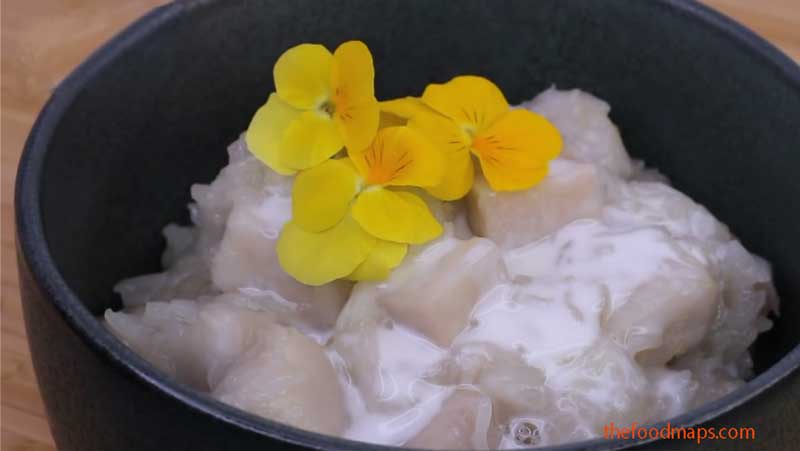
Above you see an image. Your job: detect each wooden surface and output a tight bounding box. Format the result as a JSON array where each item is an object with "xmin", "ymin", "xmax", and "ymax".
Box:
[{"xmin": 1, "ymin": 1, "xmax": 798, "ymax": 449}]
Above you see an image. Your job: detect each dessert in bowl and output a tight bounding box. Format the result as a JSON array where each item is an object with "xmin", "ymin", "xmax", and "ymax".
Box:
[{"xmin": 103, "ymin": 41, "xmax": 778, "ymax": 448}]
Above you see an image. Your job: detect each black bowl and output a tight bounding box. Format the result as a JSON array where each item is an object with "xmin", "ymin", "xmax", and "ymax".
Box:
[{"xmin": 15, "ymin": 1, "xmax": 800, "ymax": 450}]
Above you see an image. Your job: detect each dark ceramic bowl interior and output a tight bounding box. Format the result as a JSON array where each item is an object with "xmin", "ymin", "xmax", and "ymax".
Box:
[{"xmin": 16, "ymin": 0, "xmax": 800, "ymax": 450}]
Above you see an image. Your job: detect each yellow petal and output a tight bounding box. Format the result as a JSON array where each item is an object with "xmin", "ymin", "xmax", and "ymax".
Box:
[
  {"xmin": 377, "ymin": 98, "xmax": 433, "ymax": 129},
  {"xmin": 347, "ymin": 126, "xmax": 443, "ymax": 188},
  {"xmin": 472, "ymin": 109, "xmax": 562, "ymax": 191},
  {"xmin": 347, "ymin": 239, "xmax": 408, "ymax": 281},
  {"xmin": 245, "ymin": 94, "xmax": 299, "ymax": 175},
  {"xmin": 274, "ymin": 43, "xmax": 333, "ymax": 110},
  {"xmin": 279, "ymin": 111, "xmax": 344, "ymax": 170},
  {"xmin": 351, "ymin": 188, "xmax": 442, "ymax": 244},
  {"xmin": 426, "ymin": 149, "xmax": 475, "ymax": 201},
  {"xmin": 331, "ymin": 41, "xmax": 379, "ymax": 152},
  {"xmin": 292, "ymin": 159, "xmax": 361, "ymax": 232},
  {"xmin": 408, "ymin": 112, "xmax": 474, "ymax": 200},
  {"xmin": 331, "ymin": 41, "xmax": 375, "ymax": 103},
  {"xmin": 421, "ymin": 75, "xmax": 508, "ymax": 132},
  {"xmin": 379, "ymin": 97, "xmax": 434, "ymax": 119},
  {"xmin": 333, "ymin": 99, "xmax": 379, "ymax": 153},
  {"xmin": 277, "ymin": 215, "xmax": 376, "ymax": 286}
]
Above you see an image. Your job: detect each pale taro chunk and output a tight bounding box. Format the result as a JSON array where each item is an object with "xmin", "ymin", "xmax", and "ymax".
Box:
[
  {"xmin": 330, "ymin": 237, "xmax": 504, "ymax": 415},
  {"xmin": 522, "ymin": 88, "xmax": 633, "ymax": 178},
  {"xmin": 530, "ymin": 340, "xmax": 653, "ymax": 443},
  {"xmin": 108, "ymin": 299, "xmax": 348, "ymax": 434},
  {"xmin": 467, "ymin": 159, "xmax": 605, "ymax": 249},
  {"xmin": 705, "ymin": 241, "xmax": 776, "ymax": 359},
  {"xmin": 211, "ymin": 196, "xmax": 351, "ymax": 329},
  {"xmin": 460, "ymin": 346, "xmax": 548, "ymax": 422},
  {"xmin": 332, "ymin": 289, "xmax": 448, "ymax": 413},
  {"xmin": 104, "ymin": 300, "xmax": 277, "ymax": 390},
  {"xmin": 213, "ymin": 323, "xmax": 348, "ymax": 436},
  {"xmin": 407, "ymin": 389, "xmax": 501, "ymax": 450},
  {"xmin": 376, "ymin": 237, "xmax": 506, "ymax": 347},
  {"xmin": 606, "ymin": 260, "xmax": 719, "ymax": 366}
]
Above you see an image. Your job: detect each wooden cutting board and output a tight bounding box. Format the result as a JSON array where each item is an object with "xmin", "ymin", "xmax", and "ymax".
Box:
[{"xmin": 1, "ymin": 1, "xmax": 798, "ymax": 450}]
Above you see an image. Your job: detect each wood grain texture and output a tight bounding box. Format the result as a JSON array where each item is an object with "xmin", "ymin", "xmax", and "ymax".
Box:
[{"xmin": 1, "ymin": 1, "xmax": 798, "ymax": 449}]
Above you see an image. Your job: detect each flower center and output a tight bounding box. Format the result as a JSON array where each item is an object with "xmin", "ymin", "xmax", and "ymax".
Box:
[
  {"xmin": 361, "ymin": 133, "xmax": 413, "ymax": 186},
  {"xmin": 365, "ymin": 166, "xmax": 396, "ymax": 185},
  {"xmin": 320, "ymin": 100, "xmax": 336, "ymax": 117},
  {"xmin": 461, "ymin": 123, "xmax": 477, "ymax": 138}
]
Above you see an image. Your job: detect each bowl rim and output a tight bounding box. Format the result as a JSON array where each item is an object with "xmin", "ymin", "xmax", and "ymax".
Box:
[{"xmin": 15, "ymin": 0, "xmax": 800, "ymax": 450}]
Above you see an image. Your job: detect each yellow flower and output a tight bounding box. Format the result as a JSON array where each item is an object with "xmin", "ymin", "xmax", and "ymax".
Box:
[
  {"xmin": 276, "ymin": 127, "xmax": 444, "ymax": 285},
  {"xmin": 246, "ymin": 41, "xmax": 380, "ymax": 174},
  {"xmin": 391, "ymin": 76, "xmax": 563, "ymax": 199}
]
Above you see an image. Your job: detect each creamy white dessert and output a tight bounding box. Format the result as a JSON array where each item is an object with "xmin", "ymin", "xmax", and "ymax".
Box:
[{"xmin": 105, "ymin": 88, "xmax": 777, "ymax": 448}]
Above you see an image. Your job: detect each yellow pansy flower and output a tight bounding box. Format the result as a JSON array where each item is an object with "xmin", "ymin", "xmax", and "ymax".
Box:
[
  {"xmin": 246, "ymin": 41, "xmax": 379, "ymax": 174},
  {"xmin": 390, "ymin": 76, "xmax": 563, "ymax": 199},
  {"xmin": 276, "ymin": 126, "xmax": 444, "ymax": 285}
]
